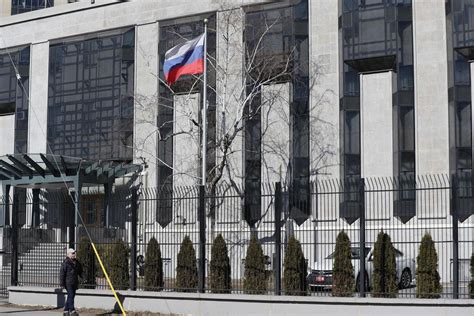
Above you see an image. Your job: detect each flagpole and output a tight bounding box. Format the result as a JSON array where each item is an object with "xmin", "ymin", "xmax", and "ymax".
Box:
[{"xmin": 202, "ymin": 19, "xmax": 208, "ymax": 186}]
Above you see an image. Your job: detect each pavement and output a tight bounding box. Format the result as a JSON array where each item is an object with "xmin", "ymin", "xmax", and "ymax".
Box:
[{"xmin": 0, "ymin": 298, "xmax": 112, "ymax": 315}]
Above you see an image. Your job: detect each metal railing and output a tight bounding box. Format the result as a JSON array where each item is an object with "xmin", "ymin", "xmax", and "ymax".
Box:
[{"xmin": 0, "ymin": 174, "xmax": 472, "ymax": 299}]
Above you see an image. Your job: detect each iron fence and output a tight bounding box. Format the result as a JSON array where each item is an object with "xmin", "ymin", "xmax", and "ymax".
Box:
[{"xmin": 0, "ymin": 174, "xmax": 473, "ymax": 299}]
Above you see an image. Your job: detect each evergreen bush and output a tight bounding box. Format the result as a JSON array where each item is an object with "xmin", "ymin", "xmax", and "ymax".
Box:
[
  {"xmin": 209, "ymin": 234, "xmax": 231, "ymax": 293},
  {"xmin": 416, "ymin": 233, "xmax": 442, "ymax": 298},
  {"xmin": 77, "ymin": 237, "xmax": 96, "ymax": 289},
  {"xmin": 283, "ymin": 236, "xmax": 307, "ymax": 295},
  {"xmin": 469, "ymin": 253, "xmax": 474, "ymax": 299},
  {"xmin": 244, "ymin": 235, "xmax": 266, "ymax": 294},
  {"xmin": 144, "ymin": 237, "xmax": 164, "ymax": 291},
  {"xmin": 176, "ymin": 236, "xmax": 198, "ymax": 292},
  {"xmin": 94, "ymin": 243, "xmax": 113, "ymax": 278},
  {"xmin": 332, "ymin": 231, "xmax": 354, "ymax": 297},
  {"xmin": 110, "ymin": 239, "xmax": 130, "ymax": 291},
  {"xmin": 371, "ymin": 231, "xmax": 398, "ymax": 298}
]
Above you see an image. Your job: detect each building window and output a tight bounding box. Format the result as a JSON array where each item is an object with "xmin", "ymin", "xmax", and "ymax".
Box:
[
  {"xmin": 340, "ymin": 0, "xmax": 414, "ymax": 181},
  {"xmin": 449, "ymin": 0, "xmax": 474, "ymax": 177},
  {"xmin": 158, "ymin": 15, "xmax": 217, "ymax": 190},
  {"xmin": 11, "ymin": 0, "xmax": 54, "ymax": 15},
  {"xmin": 0, "ymin": 47, "xmax": 30, "ymax": 154},
  {"xmin": 47, "ymin": 28, "xmax": 135, "ymax": 161},
  {"xmin": 244, "ymin": 0, "xmax": 310, "ymax": 225}
]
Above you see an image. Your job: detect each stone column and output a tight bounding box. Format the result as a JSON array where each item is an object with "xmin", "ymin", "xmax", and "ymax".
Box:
[
  {"xmin": 309, "ymin": 0, "xmax": 340, "ymax": 180},
  {"xmin": 173, "ymin": 93, "xmax": 200, "ymax": 187},
  {"xmin": 261, "ymin": 83, "xmax": 290, "ymax": 184},
  {"xmin": 216, "ymin": 8, "xmax": 244, "ymax": 182},
  {"xmin": 360, "ymin": 71, "xmax": 394, "ymax": 177},
  {"xmin": 413, "ymin": 0, "xmax": 449, "ymax": 176},
  {"xmin": 0, "ymin": 1, "xmax": 12, "ymax": 17},
  {"xmin": 28, "ymin": 41, "xmax": 50, "ymax": 154},
  {"xmin": 360, "ymin": 71, "xmax": 394, "ymax": 220},
  {"xmin": 134, "ymin": 22, "xmax": 159, "ymax": 188}
]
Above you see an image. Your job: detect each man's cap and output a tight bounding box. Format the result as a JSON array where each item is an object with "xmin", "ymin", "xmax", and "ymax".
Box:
[{"xmin": 67, "ymin": 248, "xmax": 76, "ymax": 254}]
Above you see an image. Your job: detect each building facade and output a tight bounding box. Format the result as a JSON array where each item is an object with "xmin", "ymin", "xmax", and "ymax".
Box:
[{"xmin": 0, "ymin": 0, "xmax": 473, "ymax": 285}]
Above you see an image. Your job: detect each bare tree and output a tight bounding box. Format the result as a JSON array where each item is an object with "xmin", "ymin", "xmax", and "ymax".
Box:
[{"xmin": 133, "ymin": 5, "xmax": 337, "ymax": 236}]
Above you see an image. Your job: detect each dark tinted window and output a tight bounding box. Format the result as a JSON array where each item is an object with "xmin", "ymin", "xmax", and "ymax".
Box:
[
  {"xmin": 0, "ymin": 47, "xmax": 30, "ymax": 153},
  {"xmin": 11, "ymin": 0, "xmax": 54, "ymax": 15},
  {"xmin": 48, "ymin": 29, "xmax": 134, "ymax": 161}
]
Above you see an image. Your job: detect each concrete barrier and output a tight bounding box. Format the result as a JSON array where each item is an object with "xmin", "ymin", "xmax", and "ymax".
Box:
[{"xmin": 8, "ymin": 286, "xmax": 474, "ymax": 316}]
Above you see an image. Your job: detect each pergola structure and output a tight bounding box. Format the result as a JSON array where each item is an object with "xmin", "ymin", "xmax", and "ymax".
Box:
[
  {"xmin": 0, "ymin": 153, "xmax": 142, "ymax": 235},
  {"xmin": 0, "ymin": 153, "xmax": 142, "ymax": 288}
]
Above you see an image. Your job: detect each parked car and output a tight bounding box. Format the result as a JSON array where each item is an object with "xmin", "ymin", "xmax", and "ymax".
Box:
[{"xmin": 307, "ymin": 246, "xmax": 415, "ymax": 291}]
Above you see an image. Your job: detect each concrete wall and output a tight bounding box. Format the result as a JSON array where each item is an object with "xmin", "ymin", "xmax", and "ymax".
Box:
[
  {"xmin": 309, "ymin": 0, "xmax": 340, "ymax": 179},
  {"xmin": 412, "ymin": 0, "xmax": 450, "ymax": 176},
  {"xmin": 0, "ymin": 0, "xmax": 269, "ymax": 49},
  {"xmin": 360, "ymin": 71, "xmax": 394, "ymax": 178},
  {"xmin": 0, "ymin": 1, "xmax": 11, "ymax": 17},
  {"xmin": 215, "ymin": 8, "xmax": 244, "ymax": 182},
  {"xmin": 8, "ymin": 287, "xmax": 474, "ymax": 316},
  {"xmin": 0, "ymin": 115, "xmax": 15, "ymax": 157},
  {"xmin": 28, "ymin": 41, "xmax": 49, "ymax": 154},
  {"xmin": 134, "ymin": 22, "xmax": 159, "ymax": 188},
  {"xmin": 261, "ymin": 83, "xmax": 290, "ymax": 184},
  {"xmin": 173, "ymin": 93, "xmax": 201, "ymax": 186}
]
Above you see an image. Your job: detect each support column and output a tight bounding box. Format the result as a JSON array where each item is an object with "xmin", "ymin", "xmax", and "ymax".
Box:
[
  {"xmin": 173, "ymin": 94, "xmax": 200, "ymax": 186},
  {"xmin": 32, "ymin": 189, "xmax": 40, "ymax": 228},
  {"xmin": 309, "ymin": 0, "xmax": 340, "ymax": 179},
  {"xmin": 130, "ymin": 188, "xmax": 138, "ymax": 291},
  {"xmin": 198, "ymin": 185, "xmax": 206, "ymax": 293},
  {"xmin": 28, "ymin": 41, "xmax": 50, "ymax": 154},
  {"xmin": 261, "ymin": 83, "xmax": 290, "ymax": 184},
  {"xmin": 134, "ymin": 22, "xmax": 159, "ymax": 188},
  {"xmin": 216, "ymin": 9, "xmax": 244, "ymax": 182},
  {"xmin": 360, "ymin": 71, "xmax": 394, "ymax": 178},
  {"xmin": 11, "ymin": 193, "xmax": 18, "ymax": 286},
  {"xmin": 71, "ymin": 179, "xmax": 82, "ymax": 249},
  {"xmin": 102, "ymin": 182, "xmax": 112, "ymax": 227},
  {"xmin": 0, "ymin": 1, "xmax": 11, "ymax": 17},
  {"xmin": 413, "ymin": 0, "xmax": 449, "ymax": 176},
  {"xmin": 1, "ymin": 185, "xmax": 11, "ymax": 227}
]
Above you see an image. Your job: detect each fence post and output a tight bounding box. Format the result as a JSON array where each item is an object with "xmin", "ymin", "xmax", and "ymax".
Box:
[
  {"xmin": 198, "ymin": 185, "xmax": 206, "ymax": 293},
  {"xmin": 11, "ymin": 193, "xmax": 18, "ymax": 287},
  {"xmin": 359, "ymin": 178, "xmax": 366, "ymax": 297},
  {"xmin": 274, "ymin": 182, "xmax": 282, "ymax": 295},
  {"xmin": 130, "ymin": 188, "xmax": 138, "ymax": 291},
  {"xmin": 451, "ymin": 175, "xmax": 459, "ymax": 299}
]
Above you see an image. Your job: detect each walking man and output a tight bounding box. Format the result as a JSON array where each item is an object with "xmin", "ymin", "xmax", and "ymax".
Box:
[{"xmin": 60, "ymin": 248, "xmax": 83, "ymax": 316}]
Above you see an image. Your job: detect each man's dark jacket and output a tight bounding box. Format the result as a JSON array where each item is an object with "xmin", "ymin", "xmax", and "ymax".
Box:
[{"xmin": 60, "ymin": 258, "xmax": 83, "ymax": 289}]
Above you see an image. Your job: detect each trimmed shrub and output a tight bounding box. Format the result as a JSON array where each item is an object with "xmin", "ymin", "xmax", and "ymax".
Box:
[
  {"xmin": 283, "ymin": 236, "xmax": 307, "ymax": 295},
  {"xmin": 469, "ymin": 253, "xmax": 474, "ymax": 299},
  {"xmin": 176, "ymin": 236, "xmax": 198, "ymax": 292},
  {"xmin": 94, "ymin": 243, "xmax": 113, "ymax": 278},
  {"xmin": 416, "ymin": 233, "xmax": 442, "ymax": 298},
  {"xmin": 110, "ymin": 239, "xmax": 130, "ymax": 291},
  {"xmin": 144, "ymin": 237, "xmax": 164, "ymax": 291},
  {"xmin": 371, "ymin": 231, "xmax": 398, "ymax": 298},
  {"xmin": 77, "ymin": 237, "xmax": 96, "ymax": 289},
  {"xmin": 244, "ymin": 235, "xmax": 266, "ymax": 294},
  {"xmin": 210, "ymin": 234, "xmax": 231, "ymax": 293},
  {"xmin": 332, "ymin": 231, "xmax": 354, "ymax": 297}
]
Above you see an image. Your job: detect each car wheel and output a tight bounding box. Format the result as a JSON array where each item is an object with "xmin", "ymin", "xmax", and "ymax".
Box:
[
  {"xmin": 356, "ymin": 272, "xmax": 369, "ymax": 292},
  {"xmin": 399, "ymin": 268, "xmax": 412, "ymax": 289}
]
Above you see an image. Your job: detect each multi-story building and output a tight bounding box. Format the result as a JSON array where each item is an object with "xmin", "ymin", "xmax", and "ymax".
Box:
[{"xmin": 0, "ymin": 0, "xmax": 473, "ymax": 287}]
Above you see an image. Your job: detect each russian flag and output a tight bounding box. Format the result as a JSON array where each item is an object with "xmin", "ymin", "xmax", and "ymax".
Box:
[{"xmin": 163, "ymin": 33, "xmax": 205, "ymax": 85}]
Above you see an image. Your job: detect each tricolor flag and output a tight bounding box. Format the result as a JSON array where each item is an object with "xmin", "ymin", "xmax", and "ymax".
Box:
[{"xmin": 163, "ymin": 33, "xmax": 205, "ymax": 85}]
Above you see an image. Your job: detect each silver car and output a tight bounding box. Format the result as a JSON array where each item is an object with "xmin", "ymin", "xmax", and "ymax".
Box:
[{"xmin": 308, "ymin": 247, "xmax": 415, "ymax": 291}]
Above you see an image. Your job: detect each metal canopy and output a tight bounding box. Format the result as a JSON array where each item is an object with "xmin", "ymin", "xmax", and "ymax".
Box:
[{"xmin": 0, "ymin": 153, "xmax": 142, "ymax": 187}]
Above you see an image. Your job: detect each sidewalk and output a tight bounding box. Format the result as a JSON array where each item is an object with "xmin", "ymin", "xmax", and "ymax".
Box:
[{"xmin": 0, "ymin": 298, "xmax": 63, "ymax": 315}]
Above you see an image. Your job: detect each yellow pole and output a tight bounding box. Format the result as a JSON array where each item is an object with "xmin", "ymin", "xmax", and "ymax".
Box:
[{"xmin": 91, "ymin": 243, "xmax": 127, "ymax": 316}]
